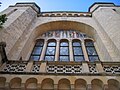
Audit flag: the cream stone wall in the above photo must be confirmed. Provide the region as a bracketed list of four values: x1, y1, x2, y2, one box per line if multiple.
[0, 3, 120, 89]
[92, 6, 120, 61]
[0, 4, 38, 60]
[0, 3, 120, 62]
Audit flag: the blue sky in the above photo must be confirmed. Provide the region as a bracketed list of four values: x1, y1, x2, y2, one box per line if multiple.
[0, 0, 120, 12]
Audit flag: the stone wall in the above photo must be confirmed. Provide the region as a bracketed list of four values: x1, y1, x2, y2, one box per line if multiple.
[0, 4, 38, 60]
[92, 7, 120, 61]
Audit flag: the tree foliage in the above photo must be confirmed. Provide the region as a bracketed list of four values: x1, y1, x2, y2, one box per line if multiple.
[0, 2, 7, 28]
[0, 14, 7, 28]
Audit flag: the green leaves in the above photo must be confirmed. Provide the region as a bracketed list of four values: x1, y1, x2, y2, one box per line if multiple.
[0, 14, 7, 28]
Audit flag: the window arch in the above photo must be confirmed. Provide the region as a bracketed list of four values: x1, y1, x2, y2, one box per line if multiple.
[30, 39, 44, 61]
[59, 40, 69, 61]
[72, 39, 84, 62]
[85, 39, 99, 62]
[30, 30, 100, 62]
[44, 39, 56, 61]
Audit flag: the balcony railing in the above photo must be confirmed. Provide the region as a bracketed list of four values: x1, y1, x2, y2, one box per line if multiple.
[0, 61, 120, 75]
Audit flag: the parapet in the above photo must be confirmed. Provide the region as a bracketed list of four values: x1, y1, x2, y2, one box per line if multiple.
[89, 2, 115, 12]
[10, 2, 40, 13]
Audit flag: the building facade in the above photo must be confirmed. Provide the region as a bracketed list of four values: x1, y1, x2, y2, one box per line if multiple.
[0, 2, 120, 90]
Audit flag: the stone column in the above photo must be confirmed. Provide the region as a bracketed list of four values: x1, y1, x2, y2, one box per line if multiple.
[5, 82, 9, 90]
[69, 40, 74, 61]
[104, 84, 108, 90]
[25, 61, 33, 72]
[87, 84, 92, 90]
[40, 40, 47, 61]
[82, 62, 89, 73]
[40, 62, 46, 73]
[71, 84, 74, 90]
[55, 40, 60, 61]
[21, 83, 25, 90]
[0, 62, 6, 71]
[54, 84, 58, 90]
[96, 62, 104, 73]
[37, 83, 41, 90]
[81, 40, 89, 61]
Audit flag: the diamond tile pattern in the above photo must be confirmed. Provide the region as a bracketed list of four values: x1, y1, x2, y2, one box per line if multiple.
[103, 65, 120, 74]
[47, 65, 82, 74]
[4, 62, 27, 72]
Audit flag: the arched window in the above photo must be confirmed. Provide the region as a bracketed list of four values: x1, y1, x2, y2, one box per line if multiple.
[44, 40, 56, 61]
[72, 40, 84, 62]
[30, 39, 44, 61]
[85, 40, 99, 62]
[59, 40, 69, 61]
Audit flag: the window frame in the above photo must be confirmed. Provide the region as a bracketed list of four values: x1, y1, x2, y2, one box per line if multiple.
[30, 39, 44, 61]
[72, 40, 84, 62]
[85, 40, 99, 62]
[44, 39, 56, 61]
[59, 40, 70, 62]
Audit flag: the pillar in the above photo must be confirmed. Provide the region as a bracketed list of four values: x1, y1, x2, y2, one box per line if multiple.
[69, 40, 74, 61]
[82, 62, 90, 73]
[96, 62, 104, 73]
[25, 61, 33, 72]
[55, 40, 60, 61]
[87, 84, 92, 90]
[21, 83, 25, 90]
[40, 62, 46, 73]
[40, 40, 47, 61]
[104, 84, 108, 90]
[54, 84, 58, 90]
[81, 40, 89, 61]
[5, 82, 9, 90]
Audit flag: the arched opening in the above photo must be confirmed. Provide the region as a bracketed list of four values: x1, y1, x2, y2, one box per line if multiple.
[85, 39, 99, 62]
[91, 79, 103, 90]
[44, 39, 56, 61]
[0, 77, 6, 89]
[30, 39, 44, 61]
[108, 79, 120, 90]
[59, 39, 69, 61]
[10, 77, 21, 89]
[75, 79, 87, 90]
[25, 78, 38, 89]
[72, 39, 84, 62]
[41, 78, 54, 89]
[58, 78, 71, 90]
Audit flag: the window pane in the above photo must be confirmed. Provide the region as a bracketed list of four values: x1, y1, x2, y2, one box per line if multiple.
[32, 47, 42, 54]
[36, 41, 44, 46]
[73, 47, 83, 55]
[48, 42, 56, 46]
[60, 47, 69, 55]
[85, 41, 94, 46]
[73, 42, 81, 46]
[60, 56, 69, 61]
[74, 56, 84, 61]
[60, 42, 68, 46]
[46, 47, 55, 55]
[30, 56, 39, 61]
[45, 56, 54, 61]
[89, 56, 99, 62]
[86, 47, 97, 55]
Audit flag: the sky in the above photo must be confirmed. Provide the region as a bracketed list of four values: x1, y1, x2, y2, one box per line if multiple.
[0, 0, 120, 12]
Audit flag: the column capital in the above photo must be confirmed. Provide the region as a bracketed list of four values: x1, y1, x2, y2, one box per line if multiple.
[56, 39, 60, 42]
[87, 84, 92, 90]
[68, 39, 72, 42]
